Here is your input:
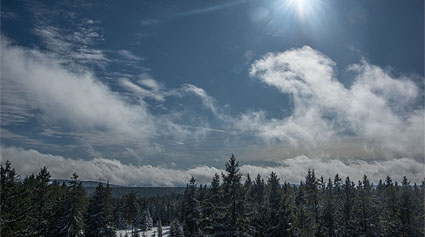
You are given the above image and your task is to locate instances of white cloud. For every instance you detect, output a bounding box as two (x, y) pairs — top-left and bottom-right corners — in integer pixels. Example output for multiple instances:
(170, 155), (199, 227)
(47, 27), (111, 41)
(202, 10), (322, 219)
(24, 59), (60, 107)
(117, 49), (143, 61)
(120, 79), (166, 102)
(172, 84), (222, 117)
(137, 73), (163, 91)
(247, 46), (424, 157)
(1, 37), (232, 153)
(1, 38), (155, 143)
(1, 146), (423, 186)
(34, 24), (108, 66)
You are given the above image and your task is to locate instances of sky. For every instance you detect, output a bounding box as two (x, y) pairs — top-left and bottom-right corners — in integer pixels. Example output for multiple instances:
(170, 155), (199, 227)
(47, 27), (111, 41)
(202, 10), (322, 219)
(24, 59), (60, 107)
(1, 0), (424, 186)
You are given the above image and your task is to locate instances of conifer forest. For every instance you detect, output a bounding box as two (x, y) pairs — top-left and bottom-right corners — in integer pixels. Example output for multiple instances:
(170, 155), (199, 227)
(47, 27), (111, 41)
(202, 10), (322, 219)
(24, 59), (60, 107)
(1, 155), (424, 237)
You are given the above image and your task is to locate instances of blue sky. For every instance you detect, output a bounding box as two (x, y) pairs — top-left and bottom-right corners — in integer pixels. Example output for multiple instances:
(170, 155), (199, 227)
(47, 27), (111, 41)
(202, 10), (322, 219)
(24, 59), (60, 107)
(1, 0), (424, 185)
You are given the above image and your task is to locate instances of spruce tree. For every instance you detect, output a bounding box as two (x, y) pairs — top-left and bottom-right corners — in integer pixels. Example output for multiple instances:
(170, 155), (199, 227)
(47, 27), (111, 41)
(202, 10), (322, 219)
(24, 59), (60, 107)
(200, 173), (223, 234)
(182, 177), (201, 236)
(157, 220), (163, 237)
(319, 178), (335, 236)
(399, 176), (413, 236)
(251, 174), (267, 235)
(411, 181), (425, 236)
(56, 173), (87, 236)
(33, 166), (52, 236)
(292, 182), (309, 236)
(46, 180), (69, 236)
(85, 182), (116, 236)
(382, 176), (401, 235)
(252, 174), (265, 207)
(123, 191), (140, 237)
(170, 218), (184, 237)
(0, 161), (31, 236)
(352, 175), (377, 236)
(221, 154), (248, 236)
(341, 176), (356, 235)
(332, 174), (344, 235)
(265, 172), (291, 236)
(304, 169), (319, 235)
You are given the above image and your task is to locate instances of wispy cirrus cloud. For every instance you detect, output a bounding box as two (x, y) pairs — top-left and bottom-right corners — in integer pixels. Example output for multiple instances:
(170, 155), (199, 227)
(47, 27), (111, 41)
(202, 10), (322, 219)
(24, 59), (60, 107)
(1, 38), (154, 140)
(1, 37), (230, 162)
(33, 20), (108, 67)
(117, 49), (144, 62)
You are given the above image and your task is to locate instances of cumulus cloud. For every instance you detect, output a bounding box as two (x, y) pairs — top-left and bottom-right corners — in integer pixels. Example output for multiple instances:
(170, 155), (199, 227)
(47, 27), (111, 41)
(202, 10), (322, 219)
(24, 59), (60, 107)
(246, 46), (424, 158)
(1, 146), (423, 186)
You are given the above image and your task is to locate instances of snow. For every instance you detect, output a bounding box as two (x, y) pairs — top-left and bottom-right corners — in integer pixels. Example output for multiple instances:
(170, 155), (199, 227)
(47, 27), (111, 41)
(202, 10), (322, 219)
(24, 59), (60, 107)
(116, 226), (170, 237)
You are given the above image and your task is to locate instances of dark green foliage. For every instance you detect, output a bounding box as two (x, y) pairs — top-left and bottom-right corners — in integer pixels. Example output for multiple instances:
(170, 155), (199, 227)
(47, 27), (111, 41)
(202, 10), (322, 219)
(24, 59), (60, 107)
(157, 220), (163, 237)
(84, 183), (115, 236)
(352, 175), (378, 236)
(181, 177), (201, 236)
(123, 191), (140, 236)
(200, 173), (223, 234)
(220, 154), (249, 236)
(55, 173), (87, 236)
(170, 218), (184, 237)
(304, 169), (319, 235)
(0, 160), (30, 236)
(1, 158), (424, 237)
(264, 172), (291, 236)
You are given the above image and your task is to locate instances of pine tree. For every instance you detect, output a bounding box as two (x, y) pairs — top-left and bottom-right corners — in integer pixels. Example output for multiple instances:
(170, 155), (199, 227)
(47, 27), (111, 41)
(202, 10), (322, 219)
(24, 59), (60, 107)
(252, 174), (265, 207)
(170, 218), (184, 237)
(137, 209), (153, 231)
(157, 220), (163, 237)
(382, 176), (401, 235)
(411, 181), (425, 236)
(265, 172), (291, 236)
(200, 173), (222, 234)
(221, 154), (248, 236)
(352, 175), (377, 236)
(0, 161), (32, 236)
(46, 181), (69, 236)
(182, 177), (201, 236)
(292, 182), (308, 236)
(318, 178), (336, 236)
(85, 182), (116, 236)
(374, 179), (385, 235)
(399, 176), (414, 236)
(55, 173), (87, 236)
(251, 174), (267, 236)
(332, 174), (344, 236)
(123, 191), (140, 237)
(341, 176), (356, 235)
(114, 197), (130, 230)
(304, 169), (319, 235)
(33, 166), (52, 236)
(21, 173), (39, 235)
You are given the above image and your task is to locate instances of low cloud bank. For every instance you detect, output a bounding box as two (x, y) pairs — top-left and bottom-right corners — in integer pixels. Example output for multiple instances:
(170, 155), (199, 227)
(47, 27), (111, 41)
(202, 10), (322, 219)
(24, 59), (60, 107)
(2, 146), (423, 186)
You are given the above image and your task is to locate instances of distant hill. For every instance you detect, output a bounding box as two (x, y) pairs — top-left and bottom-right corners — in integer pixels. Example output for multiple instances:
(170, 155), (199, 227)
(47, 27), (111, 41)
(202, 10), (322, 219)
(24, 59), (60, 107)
(85, 186), (186, 198)
(51, 179), (121, 188)
(51, 179), (185, 198)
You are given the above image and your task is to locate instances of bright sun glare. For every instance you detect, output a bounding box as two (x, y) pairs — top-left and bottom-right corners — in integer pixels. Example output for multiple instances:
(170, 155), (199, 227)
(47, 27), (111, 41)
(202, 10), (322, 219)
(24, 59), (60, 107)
(286, 0), (316, 19)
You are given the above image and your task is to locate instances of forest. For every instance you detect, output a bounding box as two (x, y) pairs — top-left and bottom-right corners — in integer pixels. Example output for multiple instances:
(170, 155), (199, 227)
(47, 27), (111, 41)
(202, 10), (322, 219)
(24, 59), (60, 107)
(1, 155), (424, 237)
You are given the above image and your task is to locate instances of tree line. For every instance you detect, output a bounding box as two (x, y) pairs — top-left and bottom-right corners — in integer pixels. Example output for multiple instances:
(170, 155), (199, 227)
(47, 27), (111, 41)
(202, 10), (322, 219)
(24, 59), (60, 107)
(1, 155), (424, 236)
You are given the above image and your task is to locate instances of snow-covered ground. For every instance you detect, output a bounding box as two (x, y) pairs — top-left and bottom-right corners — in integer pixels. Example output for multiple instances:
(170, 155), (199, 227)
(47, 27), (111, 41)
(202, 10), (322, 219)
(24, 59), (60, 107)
(116, 226), (170, 237)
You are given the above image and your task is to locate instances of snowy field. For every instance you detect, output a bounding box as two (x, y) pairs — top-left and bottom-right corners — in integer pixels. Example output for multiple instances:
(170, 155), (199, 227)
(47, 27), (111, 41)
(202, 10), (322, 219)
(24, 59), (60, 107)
(116, 226), (170, 237)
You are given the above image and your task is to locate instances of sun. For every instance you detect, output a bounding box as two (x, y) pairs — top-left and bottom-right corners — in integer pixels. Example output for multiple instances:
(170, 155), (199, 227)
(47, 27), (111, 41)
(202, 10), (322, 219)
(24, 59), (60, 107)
(286, 0), (317, 20)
